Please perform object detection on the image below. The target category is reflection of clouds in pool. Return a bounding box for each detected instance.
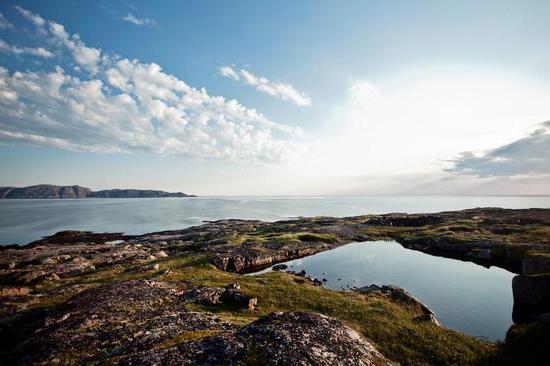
[264,240,514,341]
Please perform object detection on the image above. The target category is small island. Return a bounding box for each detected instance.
[0,184,196,199]
[1,208,549,365]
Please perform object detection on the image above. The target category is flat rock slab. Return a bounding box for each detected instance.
[123,311,392,366]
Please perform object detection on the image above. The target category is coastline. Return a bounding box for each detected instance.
[1,207,550,364]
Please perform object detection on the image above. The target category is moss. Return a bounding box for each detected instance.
[155,262,492,366]
[154,330,223,349]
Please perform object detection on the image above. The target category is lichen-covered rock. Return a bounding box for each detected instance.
[0,286,30,297]
[15,280,236,365]
[182,284,257,310]
[124,312,392,366]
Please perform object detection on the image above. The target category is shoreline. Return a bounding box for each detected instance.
[1,207,550,364]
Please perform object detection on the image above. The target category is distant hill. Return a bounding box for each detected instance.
[0,185,195,199]
[87,189,194,198]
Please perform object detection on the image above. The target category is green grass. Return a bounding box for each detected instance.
[136,253,491,365]
[31,252,492,365]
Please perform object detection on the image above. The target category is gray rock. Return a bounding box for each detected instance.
[522,256,550,275]
[123,311,392,365]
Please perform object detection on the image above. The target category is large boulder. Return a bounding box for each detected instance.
[512,274,550,323]
[124,311,392,365]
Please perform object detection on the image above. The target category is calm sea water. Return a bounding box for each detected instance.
[1,196,549,244]
[254,241,515,341]
[1,196,544,340]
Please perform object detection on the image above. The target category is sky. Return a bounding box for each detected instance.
[0,0,549,195]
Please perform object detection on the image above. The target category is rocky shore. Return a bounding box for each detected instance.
[1,207,550,364]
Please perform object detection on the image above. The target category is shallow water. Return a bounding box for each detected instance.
[1,195,549,244]
[254,240,515,341]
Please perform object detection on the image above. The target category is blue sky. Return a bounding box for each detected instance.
[0,1,549,195]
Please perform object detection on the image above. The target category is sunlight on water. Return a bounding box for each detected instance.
[1,195,549,244]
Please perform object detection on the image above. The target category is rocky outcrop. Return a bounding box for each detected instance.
[123,311,392,366]
[512,274,550,323]
[365,214,444,227]
[8,280,389,365]
[182,283,258,310]
[211,244,332,273]
[0,185,195,199]
[12,280,237,365]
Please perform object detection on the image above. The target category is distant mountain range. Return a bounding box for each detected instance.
[0,185,195,199]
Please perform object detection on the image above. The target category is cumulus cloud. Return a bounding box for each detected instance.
[16,6,101,72]
[121,13,156,26]
[219,66,311,106]
[0,7,303,164]
[0,13,13,29]
[0,38,54,58]
[448,121,550,176]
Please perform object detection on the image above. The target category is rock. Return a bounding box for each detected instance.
[68,264,95,276]
[225,283,241,291]
[39,257,56,265]
[0,286,30,297]
[221,290,258,310]
[124,312,391,365]
[14,280,234,365]
[183,284,257,310]
[143,263,160,271]
[512,274,550,323]
[466,249,491,260]
[182,286,225,305]
[14,270,47,284]
[537,312,550,322]
[522,256,550,275]
[0,261,16,270]
[156,250,168,258]
[272,263,288,271]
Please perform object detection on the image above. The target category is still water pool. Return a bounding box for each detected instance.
[254,240,515,341]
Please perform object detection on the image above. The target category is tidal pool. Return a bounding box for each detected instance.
[254,240,515,341]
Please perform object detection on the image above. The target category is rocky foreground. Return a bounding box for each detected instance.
[1,208,550,365]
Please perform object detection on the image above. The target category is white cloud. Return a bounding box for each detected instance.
[219,66,311,106]
[14,5,45,27]
[16,6,101,72]
[0,38,54,58]
[0,9,303,164]
[219,66,240,81]
[299,68,550,186]
[0,13,13,29]
[121,13,156,26]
